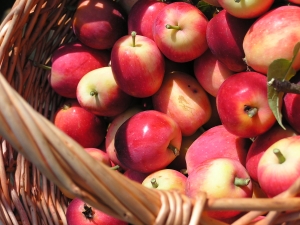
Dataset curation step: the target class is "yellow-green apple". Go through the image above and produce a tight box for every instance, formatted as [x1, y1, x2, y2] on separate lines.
[110, 32, 165, 98]
[123, 169, 150, 184]
[53, 99, 107, 148]
[257, 135, 300, 197]
[193, 49, 234, 97]
[142, 168, 187, 193]
[105, 106, 143, 170]
[72, 0, 127, 50]
[66, 197, 127, 225]
[152, 2, 208, 63]
[185, 125, 251, 174]
[76, 66, 133, 117]
[152, 71, 212, 136]
[186, 157, 253, 221]
[216, 71, 276, 138]
[246, 123, 298, 182]
[127, 0, 167, 40]
[243, 5, 300, 75]
[114, 110, 182, 173]
[217, 0, 274, 19]
[206, 9, 254, 72]
[49, 41, 110, 98]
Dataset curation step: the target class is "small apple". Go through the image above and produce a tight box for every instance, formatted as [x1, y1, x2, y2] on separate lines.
[49, 41, 110, 98]
[152, 71, 212, 136]
[114, 110, 182, 173]
[142, 169, 187, 193]
[66, 197, 127, 225]
[186, 157, 253, 221]
[216, 71, 276, 138]
[76, 66, 133, 117]
[111, 31, 165, 98]
[152, 2, 208, 63]
[53, 99, 107, 148]
[258, 135, 300, 197]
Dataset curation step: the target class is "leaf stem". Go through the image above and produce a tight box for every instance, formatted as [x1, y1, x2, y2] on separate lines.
[268, 78, 300, 94]
[234, 177, 250, 186]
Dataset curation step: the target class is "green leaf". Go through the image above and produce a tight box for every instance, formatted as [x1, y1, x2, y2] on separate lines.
[267, 42, 300, 130]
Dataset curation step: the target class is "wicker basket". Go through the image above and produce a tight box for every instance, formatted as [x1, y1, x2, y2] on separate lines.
[1, 0, 300, 224]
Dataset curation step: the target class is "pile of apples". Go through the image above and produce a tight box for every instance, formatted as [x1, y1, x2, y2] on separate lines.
[47, 0, 300, 224]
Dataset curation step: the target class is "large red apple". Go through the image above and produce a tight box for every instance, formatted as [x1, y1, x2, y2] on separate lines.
[72, 0, 127, 50]
[49, 41, 110, 98]
[152, 71, 212, 136]
[216, 71, 276, 138]
[114, 110, 182, 173]
[152, 2, 208, 63]
[243, 5, 300, 75]
[111, 32, 165, 98]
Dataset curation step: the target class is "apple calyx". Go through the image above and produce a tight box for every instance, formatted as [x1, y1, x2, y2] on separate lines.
[167, 144, 180, 156]
[244, 105, 258, 118]
[234, 177, 250, 186]
[82, 204, 94, 219]
[273, 148, 286, 164]
[151, 178, 159, 188]
[131, 31, 137, 47]
[165, 24, 181, 30]
[90, 90, 98, 97]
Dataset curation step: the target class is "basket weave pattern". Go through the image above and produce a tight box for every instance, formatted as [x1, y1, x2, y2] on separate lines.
[1, 1, 300, 225]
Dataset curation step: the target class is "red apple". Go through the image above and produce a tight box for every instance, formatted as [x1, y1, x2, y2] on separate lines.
[123, 169, 150, 184]
[186, 157, 253, 221]
[152, 71, 212, 136]
[110, 32, 165, 98]
[243, 5, 300, 75]
[258, 135, 300, 197]
[246, 123, 298, 182]
[127, 0, 167, 40]
[142, 169, 187, 193]
[53, 99, 107, 148]
[185, 125, 251, 174]
[152, 2, 208, 63]
[49, 41, 110, 98]
[114, 110, 182, 173]
[76, 66, 133, 117]
[217, 0, 274, 19]
[206, 9, 254, 72]
[72, 0, 127, 50]
[84, 148, 112, 167]
[66, 197, 127, 225]
[216, 71, 276, 138]
[193, 49, 234, 97]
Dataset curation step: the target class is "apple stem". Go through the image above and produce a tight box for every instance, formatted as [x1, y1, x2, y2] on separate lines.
[131, 31, 137, 47]
[82, 204, 94, 219]
[62, 103, 71, 110]
[165, 24, 181, 30]
[234, 0, 241, 2]
[33, 61, 52, 70]
[110, 165, 120, 170]
[273, 148, 286, 164]
[234, 177, 250, 186]
[268, 78, 300, 94]
[90, 90, 98, 97]
[151, 178, 159, 188]
[244, 105, 258, 118]
[180, 169, 188, 175]
[167, 144, 180, 156]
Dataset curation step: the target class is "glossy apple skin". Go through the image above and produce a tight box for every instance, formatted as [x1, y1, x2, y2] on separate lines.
[218, 0, 274, 19]
[186, 125, 251, 174]
[186, 158, 253, 221]
[246, 123, 298, 182]
[152, 71, 212, 136]
[76, 67, 133, 117]
[84, 148, 112, 167]
[258, 135, 300, 197]
[53, 99, 107, 148]
[50, 41, 110, 98]
[105, 106, 143, 170]
[243, 6, 300, 75]
[123, 169, 150, 184]
[66, 197, 127, 225]
[193, 49, 234, 97]
[206, 10, 254, 72]
[72, 0, 127, 50]
[127, 0, 167, 40]
[142, 169, 187, 193]
[111, 34, 165, 98]
[216, 71, 276, 138]
[153, 2, 208, 63]
[114, 110, 182, 173]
